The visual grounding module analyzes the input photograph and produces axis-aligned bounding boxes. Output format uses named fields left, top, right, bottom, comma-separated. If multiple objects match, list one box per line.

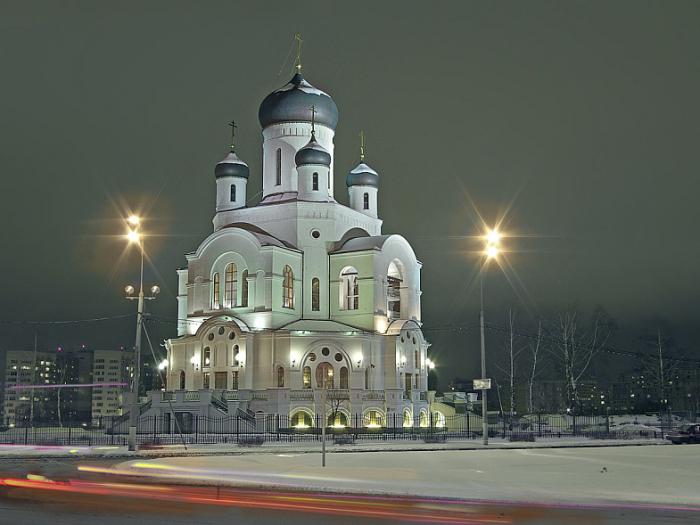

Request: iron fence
left=0, top=412, right=681, bottom=447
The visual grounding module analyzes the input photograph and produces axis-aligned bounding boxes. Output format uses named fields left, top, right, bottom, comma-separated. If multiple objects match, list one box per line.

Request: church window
left=225, top=263, right=237, bottom=307
left=316, top=362, right=333, bottom=389
left=364, top=367, right=369, bottom=389
left=414, top=350, right=419, bottom=368
left=203, top=347, right=211, bottom=367
left=339, top=366, right=348, bottom=389
left=321, top=347, right=330, bottom=357
left=241, top=269, right=249, bottom=307
left=231, top=370, right=239, bottom=390
left=387, top=261, right=403, bottom=319
left=363, top=192, right=369, bottom=210
left=334, top=352, right=343, bottom=362
left=203, top=372, right=210, bottom=389
left=277, top=366, right=285, bottom=387
left=282, top=265, right=294, bottom=308
left=276, top=148, right=282, bottom=186
left=179, top=370, right=185, bottom=390
left=230, top=184, right=236, bottom=202
left=212, top=272, right=220, bottom=309
left=232, top=345, right=239, bottom=366
left=339, top=267, right=359, bottom=310
left=308, top=352, right=316, bottom=362
left=302, top=366, right=311, bottom=389
left=312, top=172, right=319, bottom=191
left=311, top=278, right=320, bottom=311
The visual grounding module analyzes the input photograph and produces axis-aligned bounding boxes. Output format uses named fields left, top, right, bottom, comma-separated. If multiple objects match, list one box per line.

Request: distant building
left=91, top=349, right=132, bottom=424
left=2, top=350, right=59, bottom=426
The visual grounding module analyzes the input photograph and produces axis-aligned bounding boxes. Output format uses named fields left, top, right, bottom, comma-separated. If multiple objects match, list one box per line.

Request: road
left=1, top=445, right=699, bottom=524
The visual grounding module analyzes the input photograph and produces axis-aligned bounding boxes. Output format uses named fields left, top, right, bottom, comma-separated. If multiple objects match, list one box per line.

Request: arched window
left=275, top=148, right=282, bottom=186
left=282, top=265, right=294, bottom=309
left=225, top=263, right=237, bottom=308
left=363, top=192, right=369, bottom=210
left=302, top=366, right=311, bottom=389
left=203, top=347, right=211, bottom=367
left=241, top=269, right=249, bottom=307
left=387, top=261, right=402, bottom=319
left=277, top=366, right=285, bottom=387
left=291, top=411, right=313, bottom=428
left=230, top=184, right=236, bottom=202
left=212, top=272, right=220, bottom=309
left=179, top=370, right=185, bottom=390
left=339, top=267, right=359, bottom=310
left=339, top=366, right=348, bottom=389
left=312, top=172, right=319, bottom=191
left=232, top=345, right=239, bottom=366
left=315, top=362, right=334, bottom=389
left=311, top=278, right=320, bottom=311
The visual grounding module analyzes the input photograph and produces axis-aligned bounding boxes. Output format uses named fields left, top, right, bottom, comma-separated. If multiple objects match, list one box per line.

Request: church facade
left=149, top=68, right=431, bottom=429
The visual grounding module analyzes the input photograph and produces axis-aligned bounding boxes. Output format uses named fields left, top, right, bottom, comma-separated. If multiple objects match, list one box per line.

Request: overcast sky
left=1, top=1, right=698, bottom=382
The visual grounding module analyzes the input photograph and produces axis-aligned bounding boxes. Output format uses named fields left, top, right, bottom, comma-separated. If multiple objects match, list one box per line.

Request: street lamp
left=480, top=228, right=500, bottom=446
left=124, top=215, right=159, bottom=451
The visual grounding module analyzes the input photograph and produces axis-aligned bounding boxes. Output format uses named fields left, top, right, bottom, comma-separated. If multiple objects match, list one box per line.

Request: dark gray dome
left=295, top=135, right=331, bottom=167
left=259, top=73, right=339, bottom=130
left=346, top=162, right=378, bottom=188
left=215, top=152, right=249, bottom=179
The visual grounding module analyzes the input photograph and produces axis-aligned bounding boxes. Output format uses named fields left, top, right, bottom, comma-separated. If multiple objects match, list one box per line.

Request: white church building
left=147, top=66, right=431, bottom=429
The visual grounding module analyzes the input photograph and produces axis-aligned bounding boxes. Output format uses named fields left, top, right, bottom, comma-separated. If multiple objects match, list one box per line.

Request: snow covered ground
left=111, top=444, right=700, bottom=507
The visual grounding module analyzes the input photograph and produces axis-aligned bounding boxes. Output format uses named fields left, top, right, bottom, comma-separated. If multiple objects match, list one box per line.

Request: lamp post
left=479, top=229, right=500, bottom=446
left=124, top=215, right=159, bottom=451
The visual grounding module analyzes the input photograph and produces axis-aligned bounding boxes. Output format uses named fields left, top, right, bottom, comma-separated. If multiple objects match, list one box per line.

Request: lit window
left=225, top=263, right=237, bottom=307
left=241, top=269, right=249, bottom=307
left=311, top=278, right=320, bottom=311
left=283, top=265, right=294, bottom=309
left=212, top=272, right=220, bottom=309
left=339, top=267, right=359, bottom=310
left=303, top=366, right=311, bottom=389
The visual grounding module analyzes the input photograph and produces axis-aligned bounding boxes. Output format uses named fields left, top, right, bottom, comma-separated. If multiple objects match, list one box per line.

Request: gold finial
left=294, top=33, right=303, bottom=72
left=309, top=105, right=316, bottom=136
left=359, top=130, right=365, bottom=161
left=228, top=120, right=237, bottom=152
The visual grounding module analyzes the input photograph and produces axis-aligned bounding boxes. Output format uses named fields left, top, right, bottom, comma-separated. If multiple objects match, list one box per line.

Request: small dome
left=215, top=152, right=249, bottom=179
left=295, top=135, right=331, bottom=167
left=259, top=73, right=339, bottom=130
left=346, top=162, right=378, bottom=188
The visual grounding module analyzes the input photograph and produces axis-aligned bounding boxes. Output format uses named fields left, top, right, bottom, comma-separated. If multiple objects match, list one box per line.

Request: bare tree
left=527, top=320, right=543, bottom=413
left=547, top=306, right=616, bottom=411
left=640, top=329, right=679, bottom=417
left=495, top=309, right=526, bottom=417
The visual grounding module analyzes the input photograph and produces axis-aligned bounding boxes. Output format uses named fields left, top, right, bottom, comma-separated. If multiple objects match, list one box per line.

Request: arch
left=315, top=362, right=334, bottom=389
left=311, top=277, right=320, bottom=311
left=432, top=411, right=446, bottom=428
left=241, top=269, right=249, bottom=307
left=282, top=265, right=294, bottom=308
left=225, top=263, right=238, bottom=308
left=387, top=260, right=404, bottom=319
left=302, top=366, right=311, bottom=389
left=179, top=370, right=185, bottom=390
left=290, top=409, right=314, bottom=428
left=403, top=408, right=413, bottom=428
left=339, top=366, right=348, bottom=389
left=339, top=266, right=359, bottom=311
left=327, top=409, right=349, bottom=428
left=363, top=408, right=385, bottom=428
left=277, top=366, right=285, bottom=387
left=212, top=272, right=220, bottom=309
left=419, top=409, right=429, bottom=428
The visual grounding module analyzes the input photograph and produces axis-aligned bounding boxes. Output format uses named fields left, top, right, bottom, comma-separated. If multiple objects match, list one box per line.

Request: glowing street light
left=127, top=215, right=141, bottom=226
left=126, top=230, right=140, bottom=244
left=485, top=228, right=501, bottom=245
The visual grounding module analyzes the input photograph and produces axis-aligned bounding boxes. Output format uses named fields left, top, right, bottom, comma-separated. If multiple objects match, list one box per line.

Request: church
left=148, top=64, right=431, bottom=429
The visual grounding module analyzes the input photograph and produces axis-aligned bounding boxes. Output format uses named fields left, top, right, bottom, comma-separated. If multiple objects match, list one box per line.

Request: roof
left=220, top=222, right=298, bottom=250
left=331, top=235, right=392, bottom=254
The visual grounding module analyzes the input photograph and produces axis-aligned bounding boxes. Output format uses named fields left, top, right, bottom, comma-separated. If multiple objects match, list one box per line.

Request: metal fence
left=0, top=412, right=680, bottom=447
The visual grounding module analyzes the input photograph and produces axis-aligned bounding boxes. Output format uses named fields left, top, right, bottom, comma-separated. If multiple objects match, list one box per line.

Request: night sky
left=1, top=1, right=699, bottom=384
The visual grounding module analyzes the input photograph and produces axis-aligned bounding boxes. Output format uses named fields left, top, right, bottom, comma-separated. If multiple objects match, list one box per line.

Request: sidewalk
left=0, top=436, right=667, bottom=460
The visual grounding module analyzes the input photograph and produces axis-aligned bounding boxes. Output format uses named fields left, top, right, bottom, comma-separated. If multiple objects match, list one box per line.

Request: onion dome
left=295, top=134, right=331, bottom=167
left=259, top=73, right=339, bottom=130
left=215, top=152, right=249, bottom=179
left=346, top=162, right=378, bottom=188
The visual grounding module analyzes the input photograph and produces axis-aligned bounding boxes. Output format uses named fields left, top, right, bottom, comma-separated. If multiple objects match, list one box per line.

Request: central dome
left=258, top=73, right=339, bottom=130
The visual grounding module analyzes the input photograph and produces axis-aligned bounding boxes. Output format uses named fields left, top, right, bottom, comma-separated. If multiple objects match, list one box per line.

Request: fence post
left=68, top=426, right=72, bottom=446
left=466, top=412, right=470, bottom=438
left=537, top=413, right=542, bottom=437
left=605, top=413, right=610, bottom=436
left=572, top=414, right=577, bottom=436
left=195, top=415, right=199, bottom=444
left=24, top=426, right=28, bottom=445
left=502, top=416, right=506, bottom=439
